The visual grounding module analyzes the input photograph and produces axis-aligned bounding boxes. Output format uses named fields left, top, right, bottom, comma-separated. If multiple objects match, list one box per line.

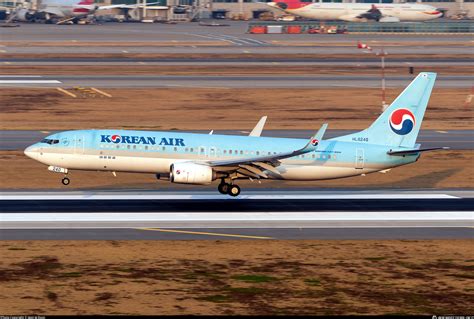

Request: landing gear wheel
left=62, top=177, right=70, bottom=186
left=228, top=185, right=240, bottom=197
left=218, top=183, right=229, bottom=194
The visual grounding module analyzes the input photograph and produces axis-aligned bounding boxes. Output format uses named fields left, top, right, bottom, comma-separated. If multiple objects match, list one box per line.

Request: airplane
left=6, top=0, right=165, bottom=24
left=24, top=73, right=448, bottom=197
left=266, top=0, right=443, bottom=22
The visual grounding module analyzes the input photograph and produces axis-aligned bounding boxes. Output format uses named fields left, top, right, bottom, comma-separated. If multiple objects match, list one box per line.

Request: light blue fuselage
left=25, top=128, right=418, bottom=181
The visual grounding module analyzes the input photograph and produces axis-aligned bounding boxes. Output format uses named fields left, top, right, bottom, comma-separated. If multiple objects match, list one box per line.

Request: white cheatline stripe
left=0, top=194, right=460, bottom=200
left=1, top=211, right=472, bottom=223
left=0, top=80, right=61, bottom=84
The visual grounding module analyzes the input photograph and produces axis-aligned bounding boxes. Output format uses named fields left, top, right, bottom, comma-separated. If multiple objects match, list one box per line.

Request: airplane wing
left=206, top=124, right=328, bottom=179
left=94, top=2, right=167, bottom=10
left=41, top=7, right=66, bottom=17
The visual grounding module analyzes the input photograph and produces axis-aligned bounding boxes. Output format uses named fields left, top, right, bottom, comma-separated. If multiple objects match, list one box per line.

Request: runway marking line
left=436, top=130, right=448, bottom=134
left=56, top=87, right=77, bottom=98
left=91, top=87, right=112, bottom=98
left=137, top=228, right=273, bottom=239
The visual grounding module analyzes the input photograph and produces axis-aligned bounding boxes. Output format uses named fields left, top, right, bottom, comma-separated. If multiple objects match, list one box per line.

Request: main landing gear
left=61, top=177, right=70, bottom=186
left=218, top=180, right=240, bottom=197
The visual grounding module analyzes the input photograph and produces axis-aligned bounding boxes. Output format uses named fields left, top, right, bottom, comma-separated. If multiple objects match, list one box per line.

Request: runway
left=2, top=21, right=473, bottom=44
left=2, top=129, right=472, bottom=150
left=1, top=227, right=472, bottom=240
left=3, top=57, right=473, bottom=64
left=3, top=46, right=472, bottom=55
left=5, top=61, right=473, bottom=67
left=1, top=191, right=473, bottom=240
left=0, top=75, right=471, bottom=88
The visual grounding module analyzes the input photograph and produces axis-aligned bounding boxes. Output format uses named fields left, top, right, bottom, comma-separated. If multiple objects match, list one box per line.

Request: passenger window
left=163, top=146, right=166, bottom=151
left=190, top=148, right=193, bottom=152
left=145, top=146, right=148, bottom=150
left=240, top=150, right=243, bottom=155
left=174, top=147, right=177, bottom=151
left=229, top=150, right=232, bottom=154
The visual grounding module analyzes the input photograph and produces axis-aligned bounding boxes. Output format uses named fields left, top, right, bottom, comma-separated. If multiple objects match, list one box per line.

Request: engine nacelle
left=15, top=9, right=36, bottom=21
left=170, top=163, right=215, bottom=185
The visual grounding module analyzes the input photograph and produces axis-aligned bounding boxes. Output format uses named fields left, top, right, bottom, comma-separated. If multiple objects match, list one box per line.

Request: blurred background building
left=1, top=0, right=472, bottom=21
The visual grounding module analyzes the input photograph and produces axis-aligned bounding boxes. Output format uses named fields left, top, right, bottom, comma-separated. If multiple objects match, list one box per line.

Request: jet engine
left=170, top=163, right=216, bottom=185
left=275, top=2, right=288, bottom=10
left=14, top=8, right=36, bottom=21
left=357, top=5, right=383, bottom=21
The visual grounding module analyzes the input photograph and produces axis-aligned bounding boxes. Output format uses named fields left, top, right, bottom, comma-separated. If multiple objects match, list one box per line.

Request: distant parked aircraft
left=6, top=0, right=165, bottom=24
left=267, top=0, right=443, bottom=22
left=25, top=73, right=447, bottom=196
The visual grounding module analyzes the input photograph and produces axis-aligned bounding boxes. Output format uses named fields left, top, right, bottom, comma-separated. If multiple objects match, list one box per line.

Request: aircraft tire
left=218, top=183, right=229, bottom=194
left=62, top=177, right=70, bottom=186
left=228, top=185, right=240, bottom=197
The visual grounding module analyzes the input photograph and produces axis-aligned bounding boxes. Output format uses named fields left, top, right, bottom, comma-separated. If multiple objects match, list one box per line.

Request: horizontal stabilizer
left=387, top=146, right=449, bottom=156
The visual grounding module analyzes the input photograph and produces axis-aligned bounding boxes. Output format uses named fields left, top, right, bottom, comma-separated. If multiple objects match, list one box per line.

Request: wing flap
left=239, top=164, right=268, bottom=178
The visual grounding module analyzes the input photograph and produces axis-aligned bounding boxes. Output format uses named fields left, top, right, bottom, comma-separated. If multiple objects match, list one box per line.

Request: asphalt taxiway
left=0, top=74, right=471, bottom=88
left=1, top=191, right=473, bottom=240
left=2, top=129, right=472, bottom=151
left=2, top=21, right=473, bottom=44
left=4, top=46, right=472, bottom=55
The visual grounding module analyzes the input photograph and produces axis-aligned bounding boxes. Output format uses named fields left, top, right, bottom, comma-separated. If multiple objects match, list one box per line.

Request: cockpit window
left=41, top=138, right=59, bottom=145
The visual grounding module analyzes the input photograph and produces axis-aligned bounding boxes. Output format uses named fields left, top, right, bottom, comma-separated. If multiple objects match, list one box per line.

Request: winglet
left=315, top=123, right=328, bottom=142
left=299, top=123, right=328, bottom=153
left=249, top=116, right=267, bottom=137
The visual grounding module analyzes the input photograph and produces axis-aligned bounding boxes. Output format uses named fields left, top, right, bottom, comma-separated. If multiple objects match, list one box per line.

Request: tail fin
left=335, top=72, right=436, bottom=147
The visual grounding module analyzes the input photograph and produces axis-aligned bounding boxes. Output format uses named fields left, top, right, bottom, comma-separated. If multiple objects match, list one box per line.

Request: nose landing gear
left=62, top=177, right=70, bottom=186
left=218, top=180, right=241, bottom=197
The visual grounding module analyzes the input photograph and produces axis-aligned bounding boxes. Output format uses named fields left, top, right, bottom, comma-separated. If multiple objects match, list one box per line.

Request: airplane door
left=355, top=148, right=364, bottom=169
left=74, top=135, right=85, bottom=155
left=209, top=147, right=216, bottom=158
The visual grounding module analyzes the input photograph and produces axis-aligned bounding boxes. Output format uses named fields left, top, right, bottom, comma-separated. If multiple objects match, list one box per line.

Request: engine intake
left=170, top=163, right=216, bottom=185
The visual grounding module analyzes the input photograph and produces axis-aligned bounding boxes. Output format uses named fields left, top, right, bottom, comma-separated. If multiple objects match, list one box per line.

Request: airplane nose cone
left=24, top=146, right=38, bottom=160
